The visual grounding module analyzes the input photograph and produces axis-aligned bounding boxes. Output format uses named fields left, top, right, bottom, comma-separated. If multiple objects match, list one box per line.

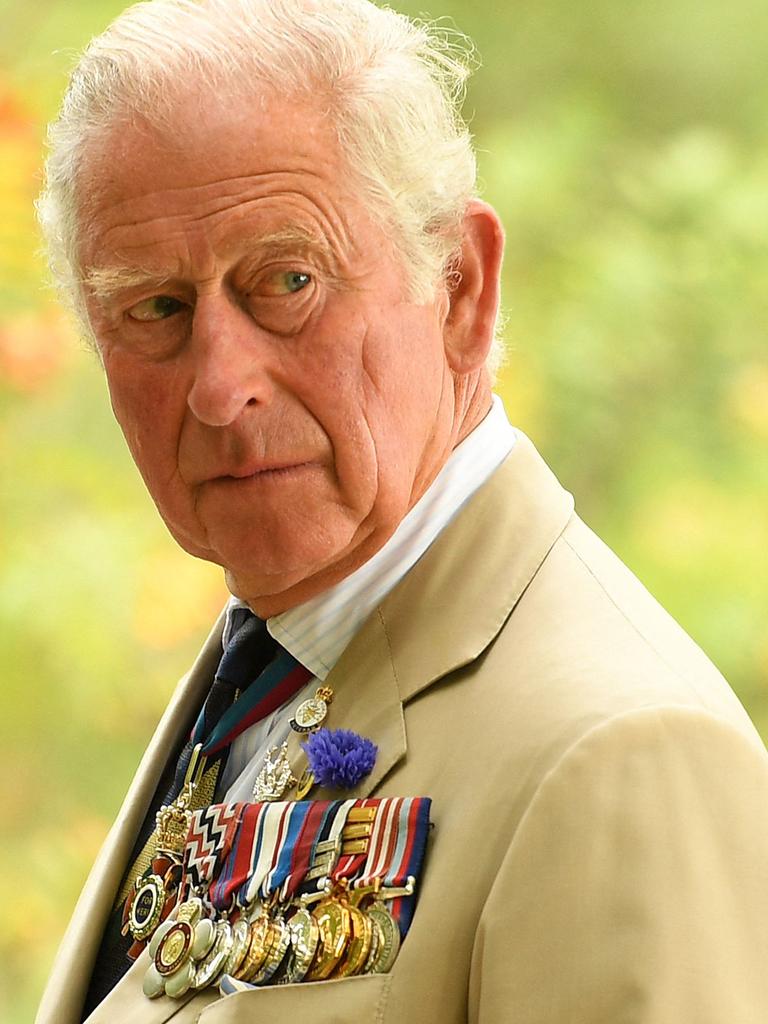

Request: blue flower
left=302, top=728, right=378, bottom=789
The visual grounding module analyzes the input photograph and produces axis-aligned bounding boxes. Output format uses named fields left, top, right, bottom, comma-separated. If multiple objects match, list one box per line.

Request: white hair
left=38, top=0, right=501, bottom=365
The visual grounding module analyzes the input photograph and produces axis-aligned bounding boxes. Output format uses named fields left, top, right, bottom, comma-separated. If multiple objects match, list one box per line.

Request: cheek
left=300, top=304, right=446, bottom=503
left=103, top=353, right=187, bottom=478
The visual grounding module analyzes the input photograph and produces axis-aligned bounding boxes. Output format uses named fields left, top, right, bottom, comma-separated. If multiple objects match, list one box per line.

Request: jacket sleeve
left=468, top=705, right=768, bottom=1024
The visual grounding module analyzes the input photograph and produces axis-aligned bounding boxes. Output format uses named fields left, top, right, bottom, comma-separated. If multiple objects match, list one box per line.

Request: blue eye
left=127, top=296, right=185, bottom=322
left=282, top=271, right=311, bottom=293
left=258, top=270, right=312, bottom=297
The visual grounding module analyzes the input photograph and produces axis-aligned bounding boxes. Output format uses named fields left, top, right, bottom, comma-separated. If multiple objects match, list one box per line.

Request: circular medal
left=155, top=921, right=194, bottom=976
left=280, top=908, right=320, bottom=983
left=194, top=920, right=233, bottom=989
left=250, top=916, right=290, bottom=984
left=306, top=898, right=351, bottom=981
left=364, top=904, right=400, bottom=974
left=289, top=688, right=333, bottom=733
left=222, top=918, right=251, bottom=978
left=333, top=903, right=373, bottom=977
left=236, top=914, right=273, bottom=981
left=362, top=909, right=380, bottom=971
left=128, top=873, right=166, bottom=942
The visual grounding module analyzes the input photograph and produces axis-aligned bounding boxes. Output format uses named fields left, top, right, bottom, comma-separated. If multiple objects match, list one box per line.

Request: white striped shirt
left=220, top=394, right=516, bottom=800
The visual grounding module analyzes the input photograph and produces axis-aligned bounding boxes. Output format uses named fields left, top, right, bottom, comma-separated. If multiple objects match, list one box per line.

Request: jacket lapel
left=382, top=431, right=574, bottom=705
left=282, top=604, right=407, bottom=800
left=284, top=431, right=575, bottom=800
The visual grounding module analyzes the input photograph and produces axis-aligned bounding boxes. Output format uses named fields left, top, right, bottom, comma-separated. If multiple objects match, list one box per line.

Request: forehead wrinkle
left=94, top=166, right=334, bottom=229
left=91, top=182, right=349, bottom=264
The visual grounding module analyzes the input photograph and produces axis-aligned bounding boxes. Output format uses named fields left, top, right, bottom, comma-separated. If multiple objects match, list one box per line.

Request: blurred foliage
left=1, top=0, right=767, bottom=1019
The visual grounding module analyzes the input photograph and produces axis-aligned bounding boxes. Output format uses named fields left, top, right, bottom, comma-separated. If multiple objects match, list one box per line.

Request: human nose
left=186, top=295, right=274, bottom=427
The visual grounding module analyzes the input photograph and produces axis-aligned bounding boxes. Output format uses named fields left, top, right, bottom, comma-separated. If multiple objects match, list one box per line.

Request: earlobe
left=443, top=199, right=504, bottom=375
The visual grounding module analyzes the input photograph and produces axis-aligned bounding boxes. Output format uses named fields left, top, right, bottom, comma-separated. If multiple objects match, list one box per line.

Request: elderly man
left=36, top=0, right=768, bottom=1022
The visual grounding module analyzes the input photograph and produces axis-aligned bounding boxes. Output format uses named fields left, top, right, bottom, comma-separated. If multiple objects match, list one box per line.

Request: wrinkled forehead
left=73, top=84, right=361, bottom=265
left=77, top=80, right=337, bottom=208
left=72, top=83, right=403, bottom=297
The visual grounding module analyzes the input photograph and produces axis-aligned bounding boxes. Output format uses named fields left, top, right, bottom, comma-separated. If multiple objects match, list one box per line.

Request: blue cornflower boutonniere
left=302, top=728, right=378, bottom=789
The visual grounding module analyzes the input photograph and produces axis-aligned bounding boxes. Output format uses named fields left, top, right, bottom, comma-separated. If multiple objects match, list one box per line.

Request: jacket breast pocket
left=196, top=973, right=392, bottom=1023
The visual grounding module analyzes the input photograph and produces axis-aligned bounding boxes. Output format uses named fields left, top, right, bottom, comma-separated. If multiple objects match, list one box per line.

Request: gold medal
left=235, top=913, right=273, bottom=981
left=333, top=903, right=373, bottom=977
left=289, top=687, right=334, bottom=733
left=249, top=915, right=290, bottom=984
left=155, top=921, right=195, bottom=976
left=306, top=896, right=351, bottom=981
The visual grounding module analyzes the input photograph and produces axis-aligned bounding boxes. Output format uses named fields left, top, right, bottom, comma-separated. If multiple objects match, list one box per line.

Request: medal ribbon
left=213, top=800, right=341, bottom=910
left=182, top=801, right=247, bottom=896
left=242, top=802, right=292, bottom=907
left=294, top=799, right=348, bottom=898
left=383, top=797, right=431, bottom=937
left=383, top=797, right=430, bottom=887
left=331, top=797, right=385, bottom=885
left=276, top=799, right=334, bottom=903
left=194, top=650, right=313, bottom=757
left=261, top=800, right=315, bottom=901
left=308, top=799, right=358, bottom=887
left=208, top=801, right=267, bottom=912
left=351, top=797, right=402, bottom=891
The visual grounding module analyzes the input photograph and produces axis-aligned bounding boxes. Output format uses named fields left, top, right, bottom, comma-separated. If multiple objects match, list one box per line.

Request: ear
left=441, top=199, right=504, bottom=375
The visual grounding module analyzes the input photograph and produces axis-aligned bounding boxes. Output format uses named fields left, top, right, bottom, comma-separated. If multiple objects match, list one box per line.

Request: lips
left=228, top=461, right=304, bottom=478
left=211, top=460, right=315, bottom=483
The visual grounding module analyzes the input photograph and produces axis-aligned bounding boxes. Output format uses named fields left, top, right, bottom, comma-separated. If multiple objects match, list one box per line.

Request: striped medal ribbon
left=235, top=800, right=341, bottom=987
left=183, top=802, right=248, bottom=898
left=380, top=797, right=431, bottom=937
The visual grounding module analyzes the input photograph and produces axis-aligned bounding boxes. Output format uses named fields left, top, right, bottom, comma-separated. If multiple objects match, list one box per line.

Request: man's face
left=81, top=92, right=462, bottom=613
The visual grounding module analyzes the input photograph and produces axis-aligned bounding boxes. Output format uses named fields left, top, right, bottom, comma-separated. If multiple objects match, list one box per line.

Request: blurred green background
left=1, top=0, right=767, bottom=1018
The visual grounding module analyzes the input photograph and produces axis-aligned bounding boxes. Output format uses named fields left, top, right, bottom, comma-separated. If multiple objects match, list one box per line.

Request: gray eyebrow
left=83, top=265, right=173, bottom=299
left=83, top=226, right=336, bottom=301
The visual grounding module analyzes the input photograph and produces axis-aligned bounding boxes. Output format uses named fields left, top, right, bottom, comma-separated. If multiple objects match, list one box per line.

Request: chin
left=218, top=522, right=360, bottom=589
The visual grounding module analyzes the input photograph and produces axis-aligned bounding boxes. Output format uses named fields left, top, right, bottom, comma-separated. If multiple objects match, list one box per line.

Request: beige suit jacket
left=37, top=433, right=768, bottom=1024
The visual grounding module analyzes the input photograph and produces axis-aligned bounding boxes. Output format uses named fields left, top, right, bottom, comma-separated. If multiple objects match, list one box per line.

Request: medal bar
left=142, top=795, right=432, bottom=1000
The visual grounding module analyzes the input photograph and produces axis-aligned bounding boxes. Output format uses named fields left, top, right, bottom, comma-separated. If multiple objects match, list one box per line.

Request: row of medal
left=140, top=795, right=432, bottom=999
